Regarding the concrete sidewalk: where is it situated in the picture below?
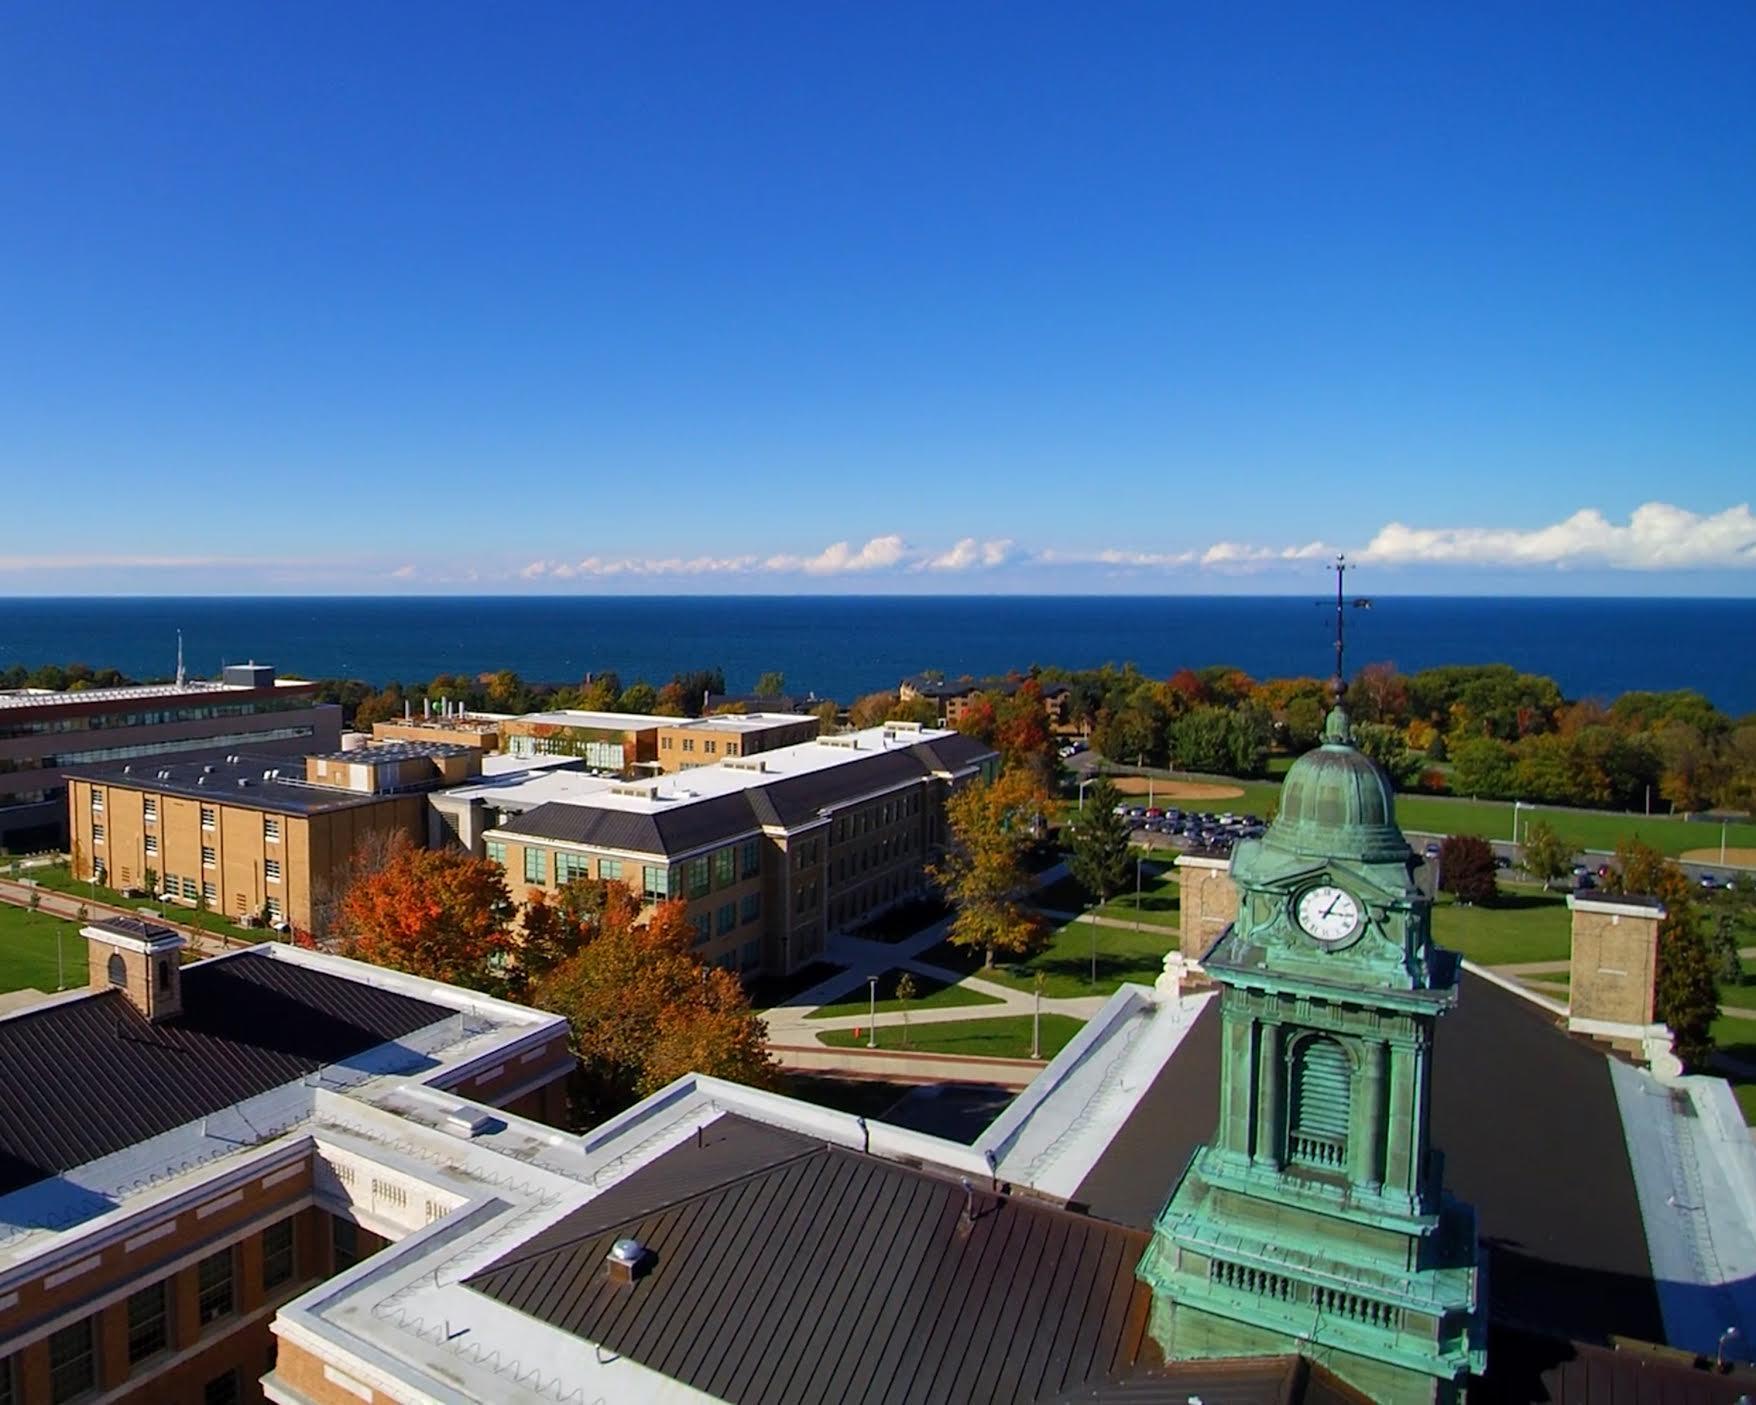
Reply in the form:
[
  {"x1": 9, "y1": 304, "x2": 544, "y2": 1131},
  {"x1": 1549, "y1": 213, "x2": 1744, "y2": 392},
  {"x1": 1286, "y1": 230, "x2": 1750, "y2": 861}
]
[{"x1": 0, "y1": 876, "x2": 243, "y2": 958}]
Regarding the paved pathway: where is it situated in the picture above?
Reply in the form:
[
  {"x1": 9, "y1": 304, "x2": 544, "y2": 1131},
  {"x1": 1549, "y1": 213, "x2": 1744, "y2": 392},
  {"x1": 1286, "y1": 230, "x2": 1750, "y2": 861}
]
[
  {"x1": 1032, "y1": 906, "x2": 1178, "y2": 934},
  {"x1": 0, "y1": 876, "x2": 242, "y2": 958}
]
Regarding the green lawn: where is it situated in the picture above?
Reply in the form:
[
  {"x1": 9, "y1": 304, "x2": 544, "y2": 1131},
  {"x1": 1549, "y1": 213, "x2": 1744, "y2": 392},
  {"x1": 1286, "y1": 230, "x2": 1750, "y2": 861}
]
[
  {"x1": 922, "y1": 919, "x2": 1173, "y2": 999},
  {"x1": 1430, "y1": 889, "x2": 1573, "y2": 966},
  {"x1": 1097, "y1": 766, "x2": 1756, "y2": 859},
  {"x1": 819, "y1": 1013, "x2": 1087, "y2": 1060},
  {"x1": 1092, "y1": 869, "x2": 1180, "y2": 927},
  {"x1": 0, "y1": 904, "x2": 88, "y2": 993},
  {"x1": 805, "y1": 968, "x2": 1002, "y2": 1020}
]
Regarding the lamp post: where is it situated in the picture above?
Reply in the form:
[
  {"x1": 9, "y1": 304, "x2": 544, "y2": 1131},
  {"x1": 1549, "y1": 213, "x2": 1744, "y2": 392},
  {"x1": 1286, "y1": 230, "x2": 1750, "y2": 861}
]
[
  {"x1": 1078, "y1": 776, "x2": 1099, "y2": 811},
  {"x1": 1135, "y1": 852, "x2": 1144, "y2": 934},
  {"x1": 1031, "y1": 971, "x2": 1045, "y2": 1059},
  {"x1": 867, "y1": 974, "x2": 879, "y2": 1049},
  {"x1": 1511, "y1": 800, "x2": 1525, "y2": 847}
]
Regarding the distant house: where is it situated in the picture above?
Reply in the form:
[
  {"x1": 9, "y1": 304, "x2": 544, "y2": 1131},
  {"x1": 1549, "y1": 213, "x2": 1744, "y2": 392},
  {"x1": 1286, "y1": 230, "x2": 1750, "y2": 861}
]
[{"x1": 899, "y1": 673, "x2": 1075, "y2": 730}]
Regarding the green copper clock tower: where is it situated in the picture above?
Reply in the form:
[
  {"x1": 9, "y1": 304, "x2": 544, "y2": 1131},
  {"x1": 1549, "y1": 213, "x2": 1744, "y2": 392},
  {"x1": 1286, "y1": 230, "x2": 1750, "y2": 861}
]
[{"x1": 1137, "y1": 568, "x2": 1486, "y2": 1402}]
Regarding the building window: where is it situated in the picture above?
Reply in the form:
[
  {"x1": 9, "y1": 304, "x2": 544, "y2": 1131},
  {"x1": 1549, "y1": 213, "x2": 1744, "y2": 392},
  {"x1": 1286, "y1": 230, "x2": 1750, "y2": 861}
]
[
  {"x1": 704, "y1": 739, "x2": 717, "y2": 754},
  {"x1": 524, "y1": 848, "x2": 548, "y2": 885},
  {"x1": 713, "y1": 847, "x2": 735, "y2": 888},
  {"x1": 741, "y1": 938, "x2": 762, "y2": 970},
  {"x1": 47, "y1": 1318, "x2": 95, "y2": 1403},
  {"x1": 143, "y1": 833, "x2": 159, "y2": 855},
  {"x1": 201, "y1": 880, "x2": 216, "y2": 903},
  {"x1": 693, "y1": 914, "x2": 711, "y2": 945},
  {"x1": 718, "y1": 902, "x2": 736, "y2": 935},
  {"x1": 91, "y1": 823, "x2": 104, "y2": 845},
  {"x1": 1289, "y1": 1036, "x2": 1352, "y2": 1171},
  {"x1": 262, "y1": 1218, "x2": 296, "y2": 1290},
  {"x1": 266, "y1": 896, "x2": 283, "y2": 924},
  {"x1": 555, "y1": 851, "x2": 590, "y2": 885},
  {"x1": 485, "y1": 839, "x2": 507, "y2": 867},
  {"x1": 264, "y1": 816, "x2": 280, "y2": 843},
  {"x1": 599, "y1": 858, "x2": 623, "y2": 882},
  {"x1": 203, "y1": 1369, "x2": 240, "y2": 1405},
  {"x1": 200, "y1": 805, "x2": 215, "y2": 829},
  {"x1": 183, "y1": 877, "x2": 199, "y2": 900},
  {"x1": 687, "y1": 856, "x2": 711, "y2": 899},
  {"x1": 145, "y1": 796, "x2": 158, "y2": 820},
  {"x1": 740, "y1": 837, "x2": 761, "y2": 878},
  {"x1": 681, "y1": 738, "x2": 695, "y2": 752},
  {"x1": 197, "y1": 1247, "x2": 235, "y2": 1324},
  {"x1": 642, "y1": 865, "x2": 670, "y2": 901},
  {"x1": 106, "y1": 952, "x2": 126, "y2": 987},
  {"x1": 332, "y1": 1217, "x2": 360, "y2": 1271},
  {"x1": 265, "y1": 858, "x2": 282, "y2": 883},
  {"x1": 126, "y1": 1280, "x2": 170, "y2": 1364},
  {"x1": 90, "y1": 790, "x2": 103, "y2": 812},
  {"x1": 201, "y1": 845, "x2": 216, "y2": 868},
  {"x1": 741, "y1": 892, "x2": 761, "y2": 925}
]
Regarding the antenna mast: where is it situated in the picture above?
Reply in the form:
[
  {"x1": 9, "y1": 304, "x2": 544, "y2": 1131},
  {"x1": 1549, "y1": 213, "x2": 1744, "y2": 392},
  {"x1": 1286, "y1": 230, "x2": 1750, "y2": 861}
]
[
  {"x1": 175, "y1": 629, "x2": 186, "y2": 689},
  {"x1": 1331, "y1": 554, "x2": 1347, "y2": 706}
]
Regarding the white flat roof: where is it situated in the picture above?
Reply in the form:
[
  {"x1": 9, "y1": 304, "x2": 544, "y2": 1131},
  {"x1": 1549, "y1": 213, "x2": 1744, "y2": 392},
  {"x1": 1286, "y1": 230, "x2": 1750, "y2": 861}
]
[
  {"x1": 441, "y1": 768, "x2": 620, "y2": 808},
  {"x1": 505, "y1": 709, "x2": 676, "y2": 731},
  {"x1": 536, "y1": 724, "x2": 958, "y2": 817},
  {"x1": 671, "y1": 711, "x2": 816, "y2": 732}
]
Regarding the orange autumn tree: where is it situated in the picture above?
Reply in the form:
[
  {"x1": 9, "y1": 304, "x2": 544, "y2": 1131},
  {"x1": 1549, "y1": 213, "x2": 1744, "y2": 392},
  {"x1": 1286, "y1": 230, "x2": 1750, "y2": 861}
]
[
  {"x1": 532, "y1": 885, "x2": 777, "y2": 1119},
  {"x1": 337, "y1": 838, "x2": 514, "y2": 992}
]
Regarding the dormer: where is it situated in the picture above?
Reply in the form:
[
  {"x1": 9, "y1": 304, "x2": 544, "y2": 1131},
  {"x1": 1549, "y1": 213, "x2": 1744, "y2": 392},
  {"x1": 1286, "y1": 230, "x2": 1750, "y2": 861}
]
[{"x1": 82, "y1": 917, "x2": 187, "y2": 1022}]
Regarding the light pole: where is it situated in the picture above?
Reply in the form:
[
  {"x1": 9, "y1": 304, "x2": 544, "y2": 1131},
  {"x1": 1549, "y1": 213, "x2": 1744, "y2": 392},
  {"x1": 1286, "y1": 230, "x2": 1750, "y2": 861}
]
[
  {"x1": 1031, "y1": 972, "x2": 1045, "y2": 1059},
  {"x1": 867, "y1": 974, "x2": 878, "y2": 1049},
  {"x1": 1511, "y1": 800, "x2": 1525, "y2": 846},
  {"x1": 1078, "y1": 777, "x2": 1099, "y2": 811}
]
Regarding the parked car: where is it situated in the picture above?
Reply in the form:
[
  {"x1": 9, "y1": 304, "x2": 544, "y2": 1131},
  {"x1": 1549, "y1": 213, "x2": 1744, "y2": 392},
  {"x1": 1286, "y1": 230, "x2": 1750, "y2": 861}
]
[
  {"x1": 1424, "y1": 843, "x2": 1442, "y2": 859},
  {"x1": 1700, "y1": 874, "x2": 1721, "y2": 891},
  {"x1": 1493, "y1": 855, "x2": 1511, "y2": 870}
]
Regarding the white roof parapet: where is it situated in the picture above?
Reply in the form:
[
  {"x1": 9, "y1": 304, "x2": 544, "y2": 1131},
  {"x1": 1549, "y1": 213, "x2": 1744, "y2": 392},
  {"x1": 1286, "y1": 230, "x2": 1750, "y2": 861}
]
[{"x1": 1568, "y1": 892, "x2": 1668, "y2": 919}]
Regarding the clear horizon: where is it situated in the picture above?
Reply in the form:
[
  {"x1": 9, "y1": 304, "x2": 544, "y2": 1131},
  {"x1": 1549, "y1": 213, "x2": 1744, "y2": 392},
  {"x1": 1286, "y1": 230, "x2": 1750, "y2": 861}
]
[{"x1": 2, "y1": 5, "x2": 1752, "y2": 595}]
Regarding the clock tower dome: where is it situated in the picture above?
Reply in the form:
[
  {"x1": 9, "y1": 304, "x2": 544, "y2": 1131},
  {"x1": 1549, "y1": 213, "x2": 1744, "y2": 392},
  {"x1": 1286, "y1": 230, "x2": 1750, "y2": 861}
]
[{"x1": 1136, "y1": 573, "x2": 1486, "y2": 1403}]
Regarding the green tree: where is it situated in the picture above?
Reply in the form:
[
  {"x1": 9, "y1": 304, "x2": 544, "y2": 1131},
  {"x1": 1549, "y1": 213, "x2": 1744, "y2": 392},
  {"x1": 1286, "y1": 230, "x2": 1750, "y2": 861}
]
[
  {"x1": 618, "y1": 680, "x2": 659, "y2": 713},
  {"x1": 1354, "y1": 723, "x2": 1424, "y2": 789},
  {"x1": 1519, "y1": 819, "x2": 1570, "y2": 890},
  {"x1": 887, "y1": 695, "x2": 941, "y2": 726},
  {"x1": 811, "y1": 699, "x2": 840, "y2": 733},
  {"x1": 754, "y1": 671, "x2": 787, "y2": 697},
  {"x1": 849, "y1": 691, "x2": 899, "y2": 729},
  {"x1": 1449, "y1": 736, "x2": 1516, "y2": 799},
  {"x1": 1068, "y1": 778, "x2": 1132, "y2": 903},
  {"x1": 929, "y1": 769, "x2": 1049, "y2": 967},
  {"x1": 1607, "y1": 840, "x2": 1718, "y2": 1072}
]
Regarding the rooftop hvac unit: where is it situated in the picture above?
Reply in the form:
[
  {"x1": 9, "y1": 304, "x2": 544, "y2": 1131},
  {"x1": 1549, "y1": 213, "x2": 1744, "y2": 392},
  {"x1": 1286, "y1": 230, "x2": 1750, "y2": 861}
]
[{"x1": 237, "y1": 778, "x2": 251, "y2": 788}]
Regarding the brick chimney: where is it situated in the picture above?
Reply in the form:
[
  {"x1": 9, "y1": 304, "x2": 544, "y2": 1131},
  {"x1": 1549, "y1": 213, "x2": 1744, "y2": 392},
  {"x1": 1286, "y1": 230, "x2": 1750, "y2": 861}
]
[
  {"x1": 1567, "y1": 892, "x2": 1666, "y2": 1057},
  {"x1": 83, "y1": 917, "x2": 187, "y2": 1022}
]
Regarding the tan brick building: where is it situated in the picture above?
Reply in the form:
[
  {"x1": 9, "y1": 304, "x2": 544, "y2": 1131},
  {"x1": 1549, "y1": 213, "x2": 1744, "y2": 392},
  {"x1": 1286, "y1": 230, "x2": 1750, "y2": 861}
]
[
  {"x1": 498, "y1": 709, "x2": 674, "y2": 775},
  {"x1": 484, "y1": 724, "x2": 997, "y2": 976},
  {"x1": 654, "y1": 711, "x2": 819, "y2": 773},
  {"x1": 67, "y1": 743, "x2": 482, "y2": 936}
]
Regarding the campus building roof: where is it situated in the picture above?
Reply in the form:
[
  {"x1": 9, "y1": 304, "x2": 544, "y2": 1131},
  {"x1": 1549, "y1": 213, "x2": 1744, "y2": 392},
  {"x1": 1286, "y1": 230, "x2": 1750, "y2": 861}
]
[{"x1": 489, "y1": 726, "x2": 995, "y2": 857}]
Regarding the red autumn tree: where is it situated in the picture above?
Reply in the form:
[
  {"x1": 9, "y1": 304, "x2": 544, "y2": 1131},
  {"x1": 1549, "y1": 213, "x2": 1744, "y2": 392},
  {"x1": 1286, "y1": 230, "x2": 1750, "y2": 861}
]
[
  {"x1": 1165, "y1": 669, "x2": 1208, "y2": 711},
  {"x1": 955, "y1": 693, "x2": 999, "y2": 744},
  {"x1": 532, "y1": 888, "x2": 777, "y2": 1118},
  {"x1": 337, "y1": 838, "x2": 513, "y2": 992},
  {"x1": 1437, "y1": 834, "x2": 1498, "y2": 905},
  {"x1": 994, "y1": 681, "x2": 1056, "y2": 784}
]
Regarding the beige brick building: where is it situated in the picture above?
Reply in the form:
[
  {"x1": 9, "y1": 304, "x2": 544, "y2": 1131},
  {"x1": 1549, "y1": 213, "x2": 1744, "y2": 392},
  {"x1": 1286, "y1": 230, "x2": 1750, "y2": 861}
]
[
  {"x1": 67, "y1": 743, "x2": 482, "y2": 936},
  {"x1": 654, "y1": 711, "x2": 819, "y2": 773}
]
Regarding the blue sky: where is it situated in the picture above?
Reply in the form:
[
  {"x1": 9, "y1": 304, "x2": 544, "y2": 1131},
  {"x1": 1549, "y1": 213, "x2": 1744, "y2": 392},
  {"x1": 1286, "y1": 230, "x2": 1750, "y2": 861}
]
[{"x1": 2, "y1": 2, "x2": 1753, "y2": 595}]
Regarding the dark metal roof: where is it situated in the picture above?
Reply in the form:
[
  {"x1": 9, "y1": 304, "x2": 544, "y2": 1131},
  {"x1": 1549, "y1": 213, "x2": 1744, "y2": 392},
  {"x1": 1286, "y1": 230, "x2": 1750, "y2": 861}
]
[
  {"x1": 71, "y1": 752, "x2": 391, "y2": 816},
  {"x1": 1069, "y1": 974, "x2": 1662, "y2": 1347},
  {"x1": 0, "y1": 952, "x2": 452, "y2": 1196},
  {"x1": 1470, "y1": 1324, "x2": 1756, "y2": 1404},
  {"x1": 499, "y1": 737, "x2": 998, "y2": 857},
  {"x1": 467, "y1": 1114, "x2": 1160, "y2": 1405}
]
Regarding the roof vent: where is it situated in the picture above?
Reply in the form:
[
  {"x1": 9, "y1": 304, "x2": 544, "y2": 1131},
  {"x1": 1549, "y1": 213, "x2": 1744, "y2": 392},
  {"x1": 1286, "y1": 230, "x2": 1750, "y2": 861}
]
[
  {"x1": 605, "y1": 1238, "x2": 650, "y2": 1285},
  {"x1": 197, "y1": 776, "x2": 208, "y2": 785},
  {"x1": 157, "y1": 769, "x2": 171, "y2": 779},
  {"x1": 237, "y1": 778, "x2": 251, "y2": 787},
  {"x1": 202, "y1": 764, "x2": 215, "y2": 773}
]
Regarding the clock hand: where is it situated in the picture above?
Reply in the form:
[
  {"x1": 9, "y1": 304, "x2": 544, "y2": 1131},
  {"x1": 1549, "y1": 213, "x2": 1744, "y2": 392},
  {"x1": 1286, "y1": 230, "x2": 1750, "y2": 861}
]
[{"x1": 1322, "y1": 895, "x2": 1341, "y2": 919}]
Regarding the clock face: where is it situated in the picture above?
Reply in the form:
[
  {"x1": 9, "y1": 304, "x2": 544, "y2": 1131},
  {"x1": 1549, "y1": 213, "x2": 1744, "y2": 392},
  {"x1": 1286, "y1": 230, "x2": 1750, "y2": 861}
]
[{"x1": 1295, "y1": 885, "x2": 1361, "y2": 945}]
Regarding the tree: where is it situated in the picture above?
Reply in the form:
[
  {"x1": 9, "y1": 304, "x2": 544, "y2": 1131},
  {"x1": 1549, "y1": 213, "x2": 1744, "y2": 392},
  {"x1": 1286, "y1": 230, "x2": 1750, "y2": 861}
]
[
  {"x1": 618, "y1": 680, "x2": 659, "y2": 713},
  {"x1": 532, "y1": 887, "x2": 776, "y2": 1120},
  {"x1": 143, "y1": 866, "x2": 159, "y2": 899},
  {"x1": 1519, "y1": 819, "x2": 1570, "y2": 890},
  {"x1": 1606, "y1": 839, "x2": 1718, "y2": 1071},
  {"x1": 1354, "y1": 723, "x2": 1424, "y2": 789},
  {"x1": 579, "y1": 672, "x2": 622, "y2": 712},
  {"x1": 811, "y1": 700, "x2": 840, "y2": 733},
  {"x1": 1449, "y1": 736, "x2": 1516, "y2": 799},
  {"x1": 929, "y1": 769, "x2": 1049, "y2": 967},
  {"x1": 887, "y1": 695, "x2": 941, "y2": 726},
  {"x1": 1437, "y1": 835, "x2": 1497, "y2": 905},
  {"x1": 894, "y1": 971, "x2": 918, "y2": 1048},
  {"x1": 1068, "y1": 778, "x2": 1131, "y2": 903},
  {"x1": 653, "y1": 681, "x2": 689, "y2": 716},
  {"x1": 337, "y1": 838, "x2": 514, "y2": 992},
  {"x1": 754, "y1": 671, "x2": 787, "y2": 697},
  {"x1": 849, "y1": 690, "x2": 899, "y2": 729}
]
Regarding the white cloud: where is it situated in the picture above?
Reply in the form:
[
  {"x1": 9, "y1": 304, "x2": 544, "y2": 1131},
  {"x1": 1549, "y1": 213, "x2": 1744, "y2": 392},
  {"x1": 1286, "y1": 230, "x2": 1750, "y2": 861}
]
[
  {"x1": 766, "y1": 535, "x2": 909, "y2": 575},
  {"x1": 1356, "y1": 502, "x2": 1756, "y2": 570},
  {"x1": 921, "y1": 537, "x2": 1014, "y2": 571},
  {"x1": 0, "y1": 553, "x2": 259, "y2": 571},
  {"x1": 388, "y1": 563, "x2": 417, "y2": 580}
]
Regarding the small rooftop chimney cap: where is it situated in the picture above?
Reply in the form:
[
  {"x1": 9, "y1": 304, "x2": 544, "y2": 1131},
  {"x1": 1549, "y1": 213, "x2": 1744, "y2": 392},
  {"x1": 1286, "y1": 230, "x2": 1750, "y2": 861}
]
[{"x1": 605, "y1": 1237, "x2": 651, "y2": 1284}]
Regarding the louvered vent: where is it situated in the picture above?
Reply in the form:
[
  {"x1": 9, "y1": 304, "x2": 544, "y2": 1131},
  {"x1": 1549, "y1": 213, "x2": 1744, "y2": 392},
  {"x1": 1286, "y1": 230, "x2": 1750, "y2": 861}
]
[{"x1": 1290, "y1": 1036, "x2": 1351, "y2": 1171}]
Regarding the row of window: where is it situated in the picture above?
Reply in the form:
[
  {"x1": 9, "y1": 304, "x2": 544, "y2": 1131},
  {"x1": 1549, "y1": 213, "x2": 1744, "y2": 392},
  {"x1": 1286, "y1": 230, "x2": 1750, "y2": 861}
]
[
  {"x1": 691, "y1": 892, "x2": 763, "y2": 944},
  {"x1": 0, "y1": 696, "x2": 313, "y2": 740},
  {"x1": 829, "y1": 791, "x2": 921, "y2": 844},
  {"x1": 665, "y1": 735, "x2": 742, "y2": 756},
  {"x1": 11, "y1": 723, "x2": 318, "y2": 766},
  {"x1": 506, "y1": 734, "x2": 627, "y2": 769},
  {"x1": 0, "y1": 1220, "x2": 298, "y2": 1404}
]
